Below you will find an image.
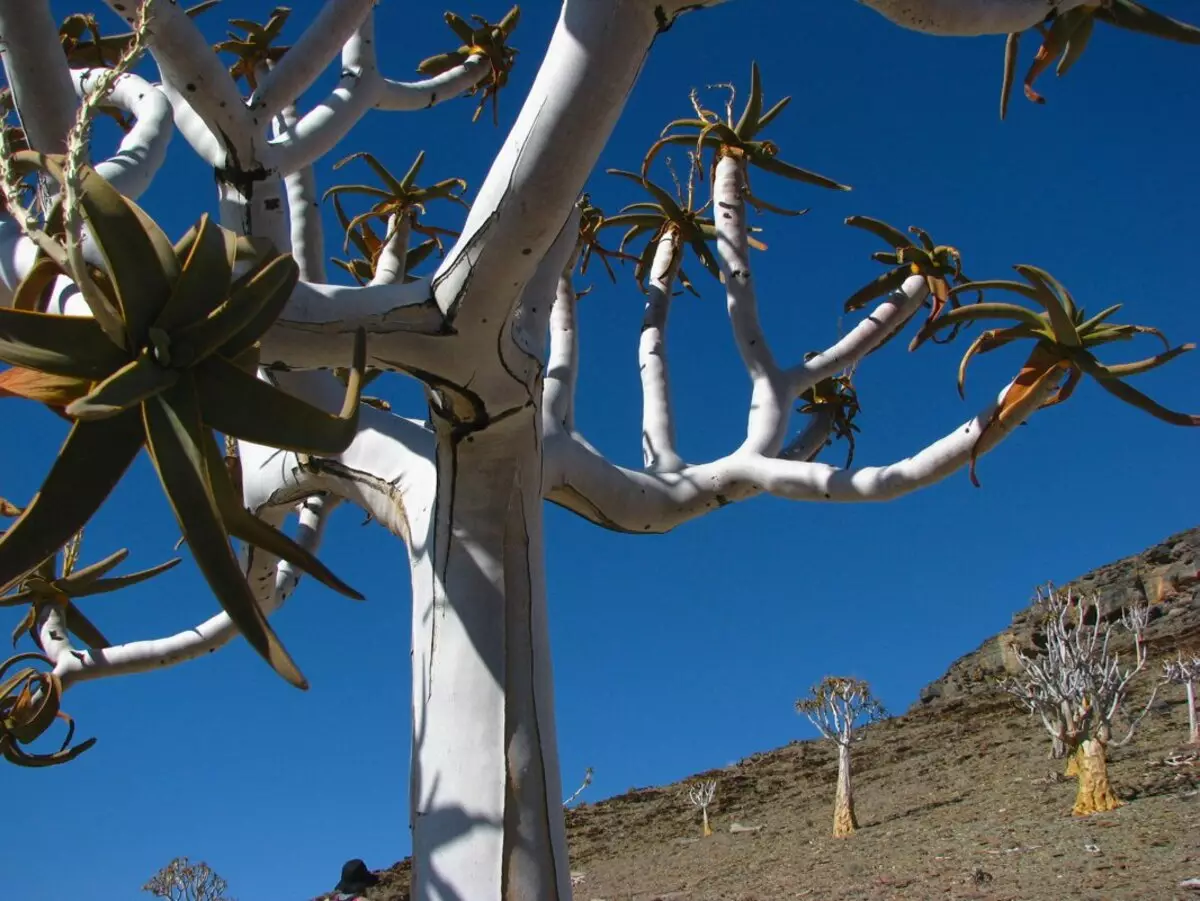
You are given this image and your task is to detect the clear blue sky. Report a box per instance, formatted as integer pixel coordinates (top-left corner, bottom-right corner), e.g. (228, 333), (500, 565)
(4, 1), (1199, 899)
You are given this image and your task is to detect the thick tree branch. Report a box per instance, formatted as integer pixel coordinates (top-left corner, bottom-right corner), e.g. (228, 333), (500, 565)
(712, 156), (791, 456)
(275, 106), (327, 282)
(640, 231), (684, 472)
(789, 275), (929, 395)
(431, 0), (666, 337)
(53, 407), (435, 690)
(70, 69), (173, 202)
(543, 257), (582, 433)
(371, 214), (411, 287)
(268, 15), (380, 177)
(545, 373), (1059, 532)
(104, 0), (259, 168)
(249, 0), (376, 120)
(375, 56), (492, 112)
(0, 0), (78, 154)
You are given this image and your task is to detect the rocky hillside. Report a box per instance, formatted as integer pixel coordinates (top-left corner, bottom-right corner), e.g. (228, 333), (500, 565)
(328, 527), (1200, 901)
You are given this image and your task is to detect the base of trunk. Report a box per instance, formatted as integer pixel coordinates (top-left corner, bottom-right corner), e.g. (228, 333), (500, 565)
(1072, 739), (1122, 816)
(832, 799), (858, 837)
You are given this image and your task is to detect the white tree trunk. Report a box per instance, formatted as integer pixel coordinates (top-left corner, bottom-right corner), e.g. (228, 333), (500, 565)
(1188, 681), (1198, 746)
(408, 406), (570, 900)
(833, 741), (857, 837)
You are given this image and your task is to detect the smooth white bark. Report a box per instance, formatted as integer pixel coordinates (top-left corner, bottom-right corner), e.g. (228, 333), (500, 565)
(249, 0), (377, 119)
(857, 0), (1098, 36)
(410, 408), (569, 900)
(69, 69), (173, 201)
(789, 275), (928, 393)
(543, 267), (580, 433)
(712, 155), (790, 456)
(546, 373), (1059, 532)
(0, 0), (77, 153)
(431, 0), (665, 337)
(371, 215), (411, 287)
(639, 232), (684, 472)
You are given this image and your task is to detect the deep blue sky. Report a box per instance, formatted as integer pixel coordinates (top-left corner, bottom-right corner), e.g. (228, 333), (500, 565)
(4, 1), (1198, 899)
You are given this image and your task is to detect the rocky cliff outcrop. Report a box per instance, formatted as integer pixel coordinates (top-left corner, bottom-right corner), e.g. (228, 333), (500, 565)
(912, 526), (1200, 711)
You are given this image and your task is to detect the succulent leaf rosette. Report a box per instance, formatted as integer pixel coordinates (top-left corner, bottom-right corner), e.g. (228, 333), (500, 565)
(643, 61), (851, 213)
(1001, 1), (1200, 118)
(0, 153), (367, 688)
(417, 7), (520, 124)
(914, 265), (1199, 484)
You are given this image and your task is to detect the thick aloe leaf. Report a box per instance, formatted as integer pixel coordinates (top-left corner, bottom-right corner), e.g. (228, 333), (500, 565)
(0, 412), (144, 592)
(198, 439), (362, 600)
(1098, 343), (1194, 377)
(70, 558), (181, 597)
(1076, 303), (1124, 335)
(0, 307), (127, 379)
(843, 267), (911, 313)
(1075, 355), (1200, 425)
(956, 326), (1033, 397)
(60, 548), (128, 587)
(845, 216), (914, 250)
(607, 170), (686, 221)
(63, 603), (110, 649)
(171, 253), (299, 365)
(194, 332), (364, 456)
(1098, 0), (1200, 42)
(1000, 32), (1020, 120)
(156, 214), (236, 333)
(754, 96), (793, 137)
(65, 354), (178, 420)
(142, 381), (307, 689)
(38, 158), (175, 344)
(1014, 265), (1080, 344)
(752, 154), (850, 192)
(12, 258), (62, 312)
(639, 134), (700, 179)
(733, 61), (764, 137)
(0, 368), (90, 409)
(1057, 14), (1096, 76)
(912, 301), (1048, 345)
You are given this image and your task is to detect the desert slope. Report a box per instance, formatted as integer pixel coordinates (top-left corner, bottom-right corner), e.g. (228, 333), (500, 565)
(330, 527), (1200, 901)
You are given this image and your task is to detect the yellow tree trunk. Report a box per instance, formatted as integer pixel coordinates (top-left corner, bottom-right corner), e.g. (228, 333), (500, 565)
(1072, 738), (1122, 816)
(833, 742), (858, 837)
(1065, 749), (1079, 778)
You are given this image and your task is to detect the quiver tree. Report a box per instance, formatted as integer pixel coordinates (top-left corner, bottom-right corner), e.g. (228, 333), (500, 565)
(0, 1), (1197, 898)
(1163, 654), (1200, 745)
(998, 586), (1157, 816)
(687, 779), (717, 837)
(143, 856), (233, 901)
(795, 676), (886, 837)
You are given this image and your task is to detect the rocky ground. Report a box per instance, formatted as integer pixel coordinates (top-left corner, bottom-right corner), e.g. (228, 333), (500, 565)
(345, 526), (1200, 901)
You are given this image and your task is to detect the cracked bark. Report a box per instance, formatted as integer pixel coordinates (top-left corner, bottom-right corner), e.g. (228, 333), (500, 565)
(1072, 738), (1122, 816)
(409, 404), (569, 900)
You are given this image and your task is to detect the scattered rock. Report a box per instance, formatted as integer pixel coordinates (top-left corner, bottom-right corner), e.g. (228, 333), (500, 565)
(729, 822), (764, 834)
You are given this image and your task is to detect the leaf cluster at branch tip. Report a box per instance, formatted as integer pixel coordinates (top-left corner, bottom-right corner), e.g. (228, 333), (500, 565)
(0, 153), (368, 689)
(0, 652), (94, 767)
(215, 6), (292, 91)
(417, 6), (521, 125)
(919, 265), (1199, 485)
(999, 1), (1200, 119)
(325, 150), (468, 285)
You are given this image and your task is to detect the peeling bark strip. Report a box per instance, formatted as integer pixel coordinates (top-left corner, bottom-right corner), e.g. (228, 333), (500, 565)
(411, 408), (569, 900)
(1072, 739), (1122, 816)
